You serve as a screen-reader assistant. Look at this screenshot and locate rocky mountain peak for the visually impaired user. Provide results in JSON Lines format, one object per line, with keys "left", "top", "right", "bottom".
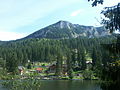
{"left": 22, "top": 20, "right": 110, "bottom": 40}
{"left": 53, "top": 20, "right": 73, "bottom": 29}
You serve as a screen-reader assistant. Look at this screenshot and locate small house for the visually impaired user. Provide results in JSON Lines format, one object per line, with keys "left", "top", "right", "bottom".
{"left": 18, "top": 66, "right": 24, "bottom": 75}
{"left": 36, "top": 68, "right": 43, "bottom": 73}
{"left": 86, "top": 61, "right": 92, "bottom": 69}
{"left": 48, "top": 64, "right": 56, "bottom": 73}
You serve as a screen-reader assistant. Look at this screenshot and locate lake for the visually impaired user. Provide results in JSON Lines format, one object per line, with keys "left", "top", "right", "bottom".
{"left": 39, "top": 80, "right": 101, "bottom": 90}
{"left": 0, "top": 80, "right": 102, "bottom": 90}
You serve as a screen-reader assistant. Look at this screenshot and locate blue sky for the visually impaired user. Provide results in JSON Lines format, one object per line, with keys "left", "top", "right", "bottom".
{"left": 0, "top": 0, "right": 119, "bottom": 41}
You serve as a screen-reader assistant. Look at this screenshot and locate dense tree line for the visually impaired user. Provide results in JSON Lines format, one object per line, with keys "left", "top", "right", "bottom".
{"left": 0, "top": 36, "right": 117, "bottom": 76}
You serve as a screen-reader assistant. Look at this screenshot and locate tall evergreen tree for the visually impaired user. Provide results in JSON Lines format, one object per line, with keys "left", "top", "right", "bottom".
{"left": 66, "top": 50, "right": 73, "bottom": 79}
{"left": 6, "top": 51, "right": 18, "bottom": 74}
{"left": 55, "top": 47, "right": 63, "bottom": 76}
{"left": 77, "top": 47, "right": 86, "bottom": 70}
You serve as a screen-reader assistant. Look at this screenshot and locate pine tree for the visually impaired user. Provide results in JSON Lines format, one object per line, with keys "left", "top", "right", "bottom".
{"left": 77, "top": 47, "right": 86, "bottom": 70}
{"left": 66, "top": 50, "right": 74, "bottom": 79}
{"left": 6, "top": 51, "right": 18, "bottom": 74}
{"left": 55, "top": 47, "right": 63, "bottom": 76}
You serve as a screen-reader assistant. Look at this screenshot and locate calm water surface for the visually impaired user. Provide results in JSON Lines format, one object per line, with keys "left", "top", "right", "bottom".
{"left": 0, "top": 80, "right": 102, "bottom": 90}
{"left": 39, "top": 80, "right": 101, "bottom": 90}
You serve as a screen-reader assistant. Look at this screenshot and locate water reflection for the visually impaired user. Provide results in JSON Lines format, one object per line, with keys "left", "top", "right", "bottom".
{"left": 40, "top": 80, "right": 101, "bottom": 90}
{"left": 101, "top": 82, "right": 120, "bottom": 90}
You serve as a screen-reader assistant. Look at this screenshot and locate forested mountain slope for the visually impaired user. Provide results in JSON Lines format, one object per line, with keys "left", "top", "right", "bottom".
{"left": 22, "top": 21, "right": 110, "bottom": 40}
{"left": 0, "top": 36, "right": 116, "bottom": 64}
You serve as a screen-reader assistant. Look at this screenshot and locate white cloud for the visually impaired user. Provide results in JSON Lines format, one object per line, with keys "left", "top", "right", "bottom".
{"left": 70, "top": 9, "right": 84, "bottom": 17}
{"left": 0, "top": 0, "right": 80, "bottom": 32}
{"left": 102, "top": 0, "right": 120, "bottom": 7}
{"left": 0, "top": 0, "right": 119, "bottom": 41}
{"left": 0, "top": 0, "right": 81, "bottom": 40}
{"left": 0, "top": 31, "right": 27, "bottom": 41}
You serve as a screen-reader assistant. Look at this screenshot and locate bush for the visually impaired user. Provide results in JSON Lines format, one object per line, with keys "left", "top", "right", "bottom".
{"left": 68, "top": 69, "right": 74, "bottom": 79}
{"left": 83, "top": 70, "right": 93, "bottom": 80}
{"left": 2, "top": 79, "right": 41, "bottom": 90}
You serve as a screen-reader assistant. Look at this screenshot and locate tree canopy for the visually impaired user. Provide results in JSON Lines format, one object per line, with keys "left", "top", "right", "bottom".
{"left": 88, "top": 0, "right": 104, "bottom": 6}
{"left": 101, "top": 3, "right": 120, "bottom": 33}
{"left": 88, "top": 0, "right": 120, "bottom": 33}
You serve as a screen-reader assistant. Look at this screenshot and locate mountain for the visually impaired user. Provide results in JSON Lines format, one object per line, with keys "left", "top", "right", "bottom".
{"left": 23, "top": 20, "right": 110, "bottom": 39}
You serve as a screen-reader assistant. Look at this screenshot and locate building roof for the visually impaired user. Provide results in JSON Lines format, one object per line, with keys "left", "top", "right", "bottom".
{"left": 36, "top": 68, "right": 43, "bottom": 71}
{"left": 18, "top": 66, "right": 24, "bottom": 70}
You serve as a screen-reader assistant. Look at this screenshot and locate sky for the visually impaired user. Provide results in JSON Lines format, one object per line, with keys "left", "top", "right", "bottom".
{"left": 0, "top": 0, "right": 119, "bottom": 41}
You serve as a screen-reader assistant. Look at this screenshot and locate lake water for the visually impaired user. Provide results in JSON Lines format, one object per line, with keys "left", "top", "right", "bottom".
{"left": 0, "top": 80, "right": 102, "bottom": 90}
{"left": 0, "top": 83, "right": 7, "bottom": 90}
{"left": 39, "top": 80, "right": 102, "bottom": 90}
